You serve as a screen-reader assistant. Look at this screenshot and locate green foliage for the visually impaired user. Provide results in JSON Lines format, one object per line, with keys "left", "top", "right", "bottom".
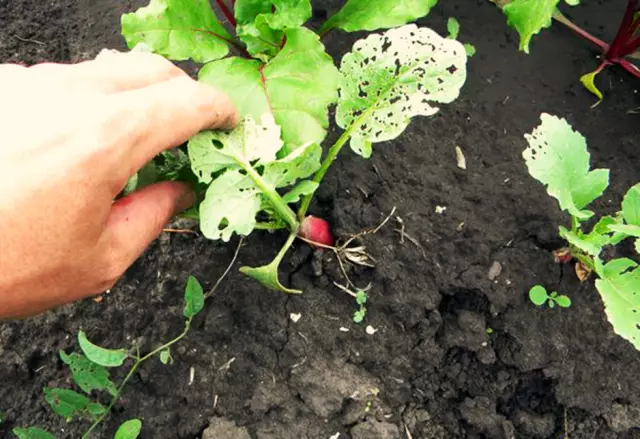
{"left": 524, "top": 113, "right": 640, "bottom": 350}
{"left": 336, "top": 24, "right": 467, "bottom": 157}
{"left": 529, "top": 285, "right": 572, "bottom": 308}
{"left": 44, "top": 388, "right": 105, "bottom": 421}
{"left": 114, "top": 419, "right": 143, "bottom": 439}
{"left": 580, "top": 71, "right": 604, "bottom": 101}
{"left": 12, "top": 427, "right": 56, "bottom": 439}
{"left": 184, "top": 275, "right": 205, "bottom": 318}
{"left": 121, "top": 0, "right": 231, "bottom": 63}
{"left": 447, "top": 17, "right": 460, "bottom": 39}
{"left": 523, "top": 113, "right": 609, "bottom": 221}
{"left": 320, "top": 0, "right": 438, "bottom": 33}
{"left": 502, "top": 0, "right": 560, "bottom": 53}
{"left": 60, "top": 351, "right": 118, "bottom": 396}
{"left": 160, "top": 348, "right": 173, "bottom": 365}
{"left": 353, "top": 290, "right": 368, "bottom": 323}
{"left": 78, "top": 331, "right": 128, "bottom": 368}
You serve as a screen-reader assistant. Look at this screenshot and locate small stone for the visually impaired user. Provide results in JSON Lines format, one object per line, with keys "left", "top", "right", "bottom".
{"left": 202, "top": 418, "right": 251, "bottom": 439}
{"left": 290, "top": 313, "right": 302, "bottom": 323}
{"left": 339, "top": 327, "right": 350, "bottom": 332}
{"left": 435, "top": 206, "right": 447, "bottom": 214}
{"left": 476, "top": 346, "right": 496, "bottom": 365}
{"left": 366, "top": 325, "right": 378, "bottom": 335}
{"left": 487, "top": 261, "right": 502, "bottom": 280}
{"left": 604, "top": 404, "right": 640, "bottom": 432}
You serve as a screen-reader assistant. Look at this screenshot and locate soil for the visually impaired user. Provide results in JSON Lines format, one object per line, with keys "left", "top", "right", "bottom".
{"left": 1, "top": 0, "right": 640, "bottom": 438}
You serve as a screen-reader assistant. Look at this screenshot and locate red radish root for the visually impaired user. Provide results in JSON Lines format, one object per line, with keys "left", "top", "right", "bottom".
{"left": 300, "top": 216, "right": 334, "bottom": 247}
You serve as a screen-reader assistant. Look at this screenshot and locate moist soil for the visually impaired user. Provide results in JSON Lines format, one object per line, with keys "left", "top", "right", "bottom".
{"left": 1, "top": 0, "right": 640, "bottom": 438}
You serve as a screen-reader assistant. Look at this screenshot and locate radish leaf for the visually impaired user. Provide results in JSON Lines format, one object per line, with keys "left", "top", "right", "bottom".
{"left": 199, "top": 28, "right": 340, "bottom": 153}
{"left": 502, "top": 0, "right": 560, "bottom": 53}
{"left": 523, "top": 113, "right": 609, "bottom": 221}
{"left": 337, "top": 24, "right": 467, "bottom": 157}
{"left": 320, "top": 0, "right": 438, "bottom": 33}
{"left": 121, "top": 0, "right": 231, "bottom": 63}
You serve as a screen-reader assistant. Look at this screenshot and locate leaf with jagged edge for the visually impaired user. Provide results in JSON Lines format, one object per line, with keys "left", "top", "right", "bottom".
{"left": 523, "top": 113, "right": 609, "bottom": 221}
{"left": 320, "top": 0, "right": 438, "bottom": 33}
{"left": 502, "top": 0, "right": 560, "bottom": 53}
{"left": 559, "top": 215, "right": 625, "bottom": 256}
{"left": 595, "top": 258, "right": 640, "bottom": 350}
{"left": 336, "top": 24, "right": 467, "bottom": 158}
{"left": 59, "top": 351, "right": 118, "bottom": 397}
{"left": 199, "top": 28, "right": 340, "bottom": 153}
{"left": 189, "top": 114, "right": 321, "bottom": 241}
{"left": 121, "top": 0, "right": 231, "bottom": 63}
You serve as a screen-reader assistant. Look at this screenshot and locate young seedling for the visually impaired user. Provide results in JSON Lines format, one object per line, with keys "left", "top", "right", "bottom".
{"left": 492, "top": 0, "right": 640, "bottom": 100}
{"left": 334, "top": 282, "right": 370, "bottom": 323}
{"left": 11, "top": 277, "right": 206, "bottom": 439}
{"left": 524, "top": 113, "right": 640, "bottom": 350}
{"left": 529, "top": 285, "right": 572, "bottom": 309}
{"left": 446, "top": 17, "right": 477, "bottom": 57}
{"left": 120, "top": 0, "right": 469, "bottom": 294}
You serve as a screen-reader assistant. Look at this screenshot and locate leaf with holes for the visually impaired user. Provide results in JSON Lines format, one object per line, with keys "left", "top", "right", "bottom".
{"left": 336, "top": 24, "right": 467, "bottom": 158}
{"left": 44, "top": 388, "right": 103, "bottom": 421}
{"left": 198, "top": 27, "right": 340, "bottom": 153}
{"left": 121, "top": 0, "right": 231, "bottom": 63}
{"left": 502, "top": 0, "right": 560, "bottom": 53}
{"left": 595, "top": 258, "right": 640, "bottom": 350}
{"left": 235, "top": 0, "right": 312, "bottom": 60}
{"left": 13, "top": 427, "right": 56, "bottom": 439}
{"left": 114, "top": 419, "right": 143, "bottom": 439}
{"left": 523, "top": 113, "right": 609, "bottom": 221}
{"left": 60, "top": 351, "right": 117, "bottom": 397}
{"left": 189, "top": 114, "right": 321, "bottom": 240}
{"left": 78, "top": 331, "right": 128, "bottom": 368}
{"left": 320, "top": 0, "right": 438, "bottom": 34}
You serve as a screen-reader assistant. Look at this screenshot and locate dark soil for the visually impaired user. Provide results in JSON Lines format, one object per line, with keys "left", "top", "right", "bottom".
{"left": 2, "top": 0, "right": 640, "bottom": 438}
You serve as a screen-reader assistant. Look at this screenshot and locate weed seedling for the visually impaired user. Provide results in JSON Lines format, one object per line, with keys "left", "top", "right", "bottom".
{"left": 353, "top": 290, "right": 369, "bottom": 323}
{"left": 120, "top": 0, "right": 469, "bottom": 294}
{"left": 11, "top": 277, "right": 206, "bottom": 439}
{"left": 529, "top": 285, "right": 572, "bottom": 309}
{"left": 524, "top": 113, "right": 640, "bottom": 350}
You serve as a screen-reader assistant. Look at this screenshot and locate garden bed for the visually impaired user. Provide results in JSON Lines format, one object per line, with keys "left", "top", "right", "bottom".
{"left": 1, "top": 0, "right": 640, "bottom": 438}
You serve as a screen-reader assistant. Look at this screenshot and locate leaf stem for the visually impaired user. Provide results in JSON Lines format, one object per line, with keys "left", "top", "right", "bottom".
{"left": 215, "top": 0, "right": 237, "bottom": 28}
{"left": 553, "top": 10, "right": 609, "bottom": 51}
{"left": 81, "top": 319, "right": 193, "bottom": 439}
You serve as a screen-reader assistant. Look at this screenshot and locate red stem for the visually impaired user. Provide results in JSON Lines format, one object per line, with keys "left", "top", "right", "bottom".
{"left": 606, "top": 0, "right": 639, "bottom": 59}
{"left": 619, "top": 58, "right": 640, "bottom": 77}
{"left": 623, "top": 35, "right": 640, "bottom": 54}
{"left": 215, "top": 0, "right": 237, "bottom": 28}
{"left": 555, "top": 14, "right": 609, "bottom": 51}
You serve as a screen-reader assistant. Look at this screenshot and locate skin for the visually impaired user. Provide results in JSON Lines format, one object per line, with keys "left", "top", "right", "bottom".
{"left": 0, "top": 50, "right": 238, "bottom": 319}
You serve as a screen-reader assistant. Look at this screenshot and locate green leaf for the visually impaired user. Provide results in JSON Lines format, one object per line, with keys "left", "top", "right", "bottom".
{"left": 13, "top": 427, "right": 56, "bottom": 439}
{"left": 554, "top": 295, "right": 572, "bottom": 308}
{"left": 355, "top": 291, "right": 368, "bottom": 305}
{"left": 87, "top": 403, "right": 106, "bottom": 416}
{"left": 199, "top": 27, "right": 340, "bottom": 152}
{"left": 447, "top": 17, "right": 460, "bottom": 39}
{"left": 114, "top": 419, "right": 143, "bottom": 439}
{"left": 595, "top": 258, "right": 640, "bottom": 350}
{"left": 621, "top": 183, "right": 640, "bottom": 225}
{"left": 121, "top": 0, "right": 231, "bottom": 63}
{"left": 320, "top": 0, "right": 438, "bottom": 33}
{"left": 160, "top": 348, "right": 173, "bottom": 365}
{"left": 464, "top": 43, "right": 477, "bottom": 57}
{"left": 336, "top": 24, "right": 467, "bottom": 158}
{"left": 78, "top": 331, "right": 128, "bottom": 368}
{"left": 44, "top": 388, "right": 97, "bottom": 421}
{"left": 241, "top": 232, "right": 300, "bottom": 293}
{"left": 189, "top": 115, "right": 320, "bottom": 241}
{"left": 184, "top": 276, "right": 205, "bottom": 318}
{"left": 580, "top": 70, "right": 604, "bottom": 101}
{"left": 353, "top": 310, "right": 366, "bottom": 323}
{"left": 559, "top": 216, "right": 624, "bottom": 256}
{"left": 529, "top": 285, "right": 549, "bottom": 305}
{"left": 565, "top": 0, "right": 580, "bottom": 5}
{"left": 282, "top": 181, "right": 319, "bottom": 204}
{"left": 609, "top": 224, "right": 640, "bottom": 238}
{"left": 523, "top": 113, "right": 609, "bottom": 221}
{"left": 60, "top": 351, "right": 118, "bottom": 397}
{"left": 502, "top": 0, "right": 560, "bottom": 53}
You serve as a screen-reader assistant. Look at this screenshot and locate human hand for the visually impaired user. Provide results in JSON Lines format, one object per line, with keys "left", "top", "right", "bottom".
{"left": 0, "top": 50, "right": 238, "bottom": 318}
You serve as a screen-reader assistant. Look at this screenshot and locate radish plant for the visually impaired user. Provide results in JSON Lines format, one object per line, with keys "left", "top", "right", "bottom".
{"left": 11, "top": 277, "right": 206, "bottom": 439}
{"left": 524, "top": 113, "right": 640, "bottom": 350}
{"left": 120, "top": 0, "right": 468, "bottom": 293}
{"left": 492, "top": 0, "right": 640, "bottom": 100}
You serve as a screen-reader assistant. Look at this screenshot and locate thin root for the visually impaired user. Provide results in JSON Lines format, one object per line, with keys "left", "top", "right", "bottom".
{"left": 205, "top": 238, "right": 244, "bottom": 299}
{"left": 163, "top": 228, "right": 199, "bottom": 235}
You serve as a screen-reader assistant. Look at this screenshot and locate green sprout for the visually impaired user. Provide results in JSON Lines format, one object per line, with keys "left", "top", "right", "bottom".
{"left": 529, "top": 285, "right": 572, "bottom": 309}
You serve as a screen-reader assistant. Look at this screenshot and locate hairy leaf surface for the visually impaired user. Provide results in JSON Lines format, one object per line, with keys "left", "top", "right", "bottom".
{"left": 121, "top": 0, "right": 231, "bottom": 63}
{"left": 595, "top": 258, "right": 640, "bottom": 350}
{"left": 321, "top": 0, "right": 437, "bottom": 33}
{"left": 503, "top": 0, "right": 560, "bottom": 53}
{"left": 523, "top": 114, "right": 609, "bottom": 220}
{"left": 199, "top": 28, "right": 340, "bottom": 152}
{"left": 336, "top": 24, "right": 467, "bottom": 157}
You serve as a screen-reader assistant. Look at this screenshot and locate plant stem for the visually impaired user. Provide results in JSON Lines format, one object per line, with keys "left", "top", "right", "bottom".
{"left": 619, "top": 58, "right": 640, "bottom": 77}
{"left": 243, "top": 165, "right": 299, "bottom": 233}
{"left": 606, "top": 0, "right": 639, "bottom": 59}
{"left": 553, "top": 10, "right": 609, "bottom": 51}
{"left": 82, "top": 319, "right": 193, "bottom": 439}
{"left": 215, "top": 0, "right": 237, "bottom": 28}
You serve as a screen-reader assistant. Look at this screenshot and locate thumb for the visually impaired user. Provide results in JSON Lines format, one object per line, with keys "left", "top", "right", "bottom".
{"left": 102, "top": 181, "right": 195, "bottom": 273}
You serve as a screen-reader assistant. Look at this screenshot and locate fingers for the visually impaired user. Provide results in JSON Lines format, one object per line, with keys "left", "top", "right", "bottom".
{"left": 99, "top": 181, "right": 195, "bottom": 279}
{"left": 109, "top": 75, "right": 238, "bottom": 173}
{"left": 28, "top": 50, "right": 186, "bottom": 94}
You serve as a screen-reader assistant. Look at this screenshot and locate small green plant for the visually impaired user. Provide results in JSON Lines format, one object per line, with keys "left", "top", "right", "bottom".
{"left": 353, "top": 290, "right": 368, "bottom": 323}
{"left": 12, "top": 277, "right": 206, "bottom": 438}
{"left": 524, "top": 113, "right": 640, "bottom": 349}
{"left": 446, "top": 17, "right": 477, "bottom": 57}
{"left": 492, "top": 0, "right": 640, "bottom": 100}
{"left": 120, "top": 0, "right": 468, "bottom": 294}
{"left": 529, "top": 285, "right": 572, "bottom": 309}
{"left": 485, "top": 327, "right": 494, "bottom": 335}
